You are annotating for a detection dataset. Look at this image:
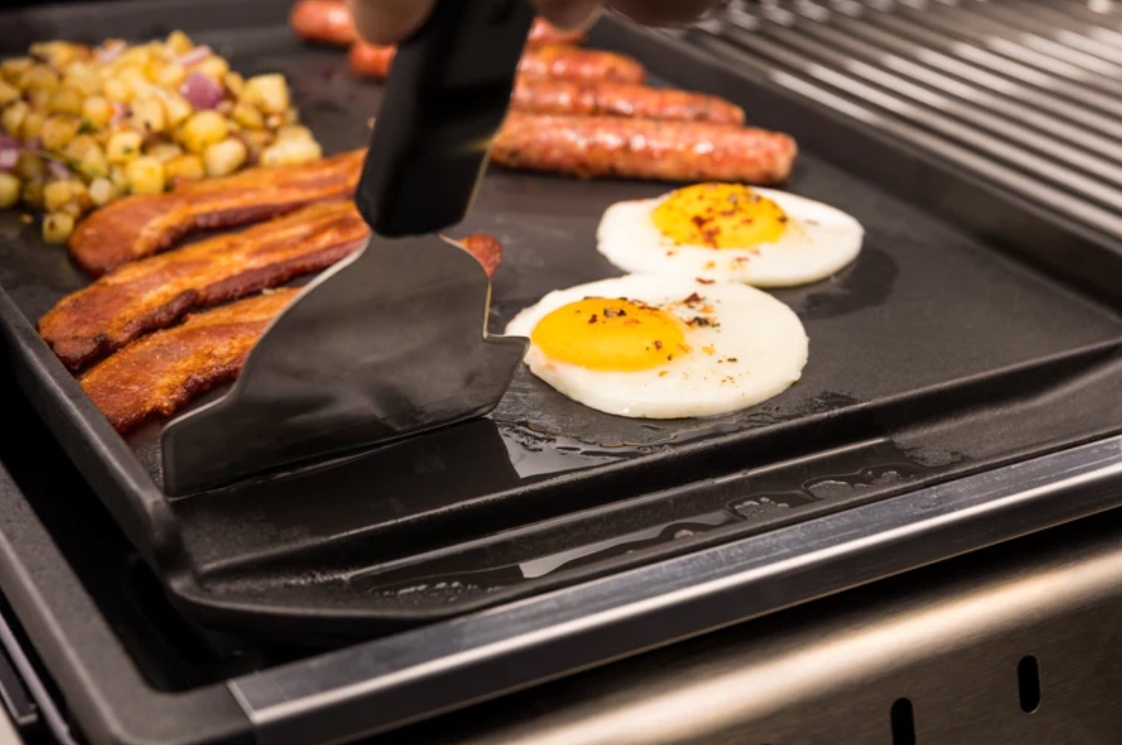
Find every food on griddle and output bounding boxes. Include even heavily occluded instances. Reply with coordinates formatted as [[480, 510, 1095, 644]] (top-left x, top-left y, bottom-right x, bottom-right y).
[[289, 0, 359, 46], [79, 289, 298, 434], [68, 148, 364, 276], [510, 78, 744, 124], [40, 201, 368, 370], [504, 275, 808, 419], [78, 232, 504, 434], [290, 0, 585, 47], [491, 113, 796, 185], [349, 42, 645, 84], [598, 184, 864, 287], [0, 33, 320, 244]]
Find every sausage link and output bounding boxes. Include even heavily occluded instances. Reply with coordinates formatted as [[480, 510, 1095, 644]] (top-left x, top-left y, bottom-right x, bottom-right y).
[[527, 18, 586, 46], [349, 41, 644, 84], [490, 113, 797, 185], [519, 44, 645, 83], [290, 0, 357, 46], [510, 79, 744, 124], [349, 40, 396, 78]]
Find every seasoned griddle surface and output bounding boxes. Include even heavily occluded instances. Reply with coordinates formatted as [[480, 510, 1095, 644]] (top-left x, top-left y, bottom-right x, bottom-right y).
[[2, 19, 1122, 636]]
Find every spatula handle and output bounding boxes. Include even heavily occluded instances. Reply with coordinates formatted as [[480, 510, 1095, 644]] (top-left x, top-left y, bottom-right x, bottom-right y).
[[356, 0, 535, 237]]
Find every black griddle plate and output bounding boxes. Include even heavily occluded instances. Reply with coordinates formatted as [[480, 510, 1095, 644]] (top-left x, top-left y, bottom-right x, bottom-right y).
[[2, 0, 1122, 640]]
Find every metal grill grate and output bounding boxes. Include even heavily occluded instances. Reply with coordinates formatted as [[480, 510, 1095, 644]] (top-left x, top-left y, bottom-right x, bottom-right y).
[[678, 0, 1122, 242]]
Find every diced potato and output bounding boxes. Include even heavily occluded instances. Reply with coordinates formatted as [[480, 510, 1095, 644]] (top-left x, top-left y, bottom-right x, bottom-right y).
[[16, 152, 44, 182], [26, 88, 52, 112], [109, 164, 127, 187], [0, 173, 19, 209], [87, 177, 118, 206], [73, 140, 109, 179], [165, 153, 205, 182], [0, 58, 33, 85], [19, 110, 46, 141], [241, 128, 273, 157], [44, 180, 75, 213], [166, 31, 194, 56], [242, 74, 288, 115], [230, 102, 263, 129], [106, 130, 143, 163], [42, 212, 75, 244], [1, 101, 29, 137], [81, 96, 113, 129], [285, 106, 300, 125], [274, 125, 313, 144], [156, 90, 192, 128], [224, 72, 245, 98], [265, 113, 284, 129], [203, 137, 247, 177], [59, 200, 86, 219], [260, 137, 321, 167], [178, 110, 227, 153], [21, 181, 44, 209], [40, 115, 81, 151], [150, 60, 186, 89], [47, 88, 85, 117], [21, 65, 60, 92], [125, 156, 165, 194], [195, 57, 230, 81], [119, 47, 154, 70], [0, 80, 18, 108], [64, 63, 102, 97], [103, 78, 132, 103], [146, 141, 183, 162], [130, 97, 166, 134], [31, 42, 84, 70]]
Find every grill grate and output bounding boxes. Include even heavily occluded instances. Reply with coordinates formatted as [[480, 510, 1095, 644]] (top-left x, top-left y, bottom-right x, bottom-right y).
[[679, 0, 1122, 242]]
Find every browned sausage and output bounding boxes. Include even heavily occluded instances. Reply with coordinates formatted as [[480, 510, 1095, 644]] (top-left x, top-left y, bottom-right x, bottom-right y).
[[527, 18, 586, 46], [519, 44, 645, 83], [490, 113, 797, 184], [290, 0, 357, 46], [511, 78, 744, 124], [349, 41, 396, 78], [349, 42, 644, 84]]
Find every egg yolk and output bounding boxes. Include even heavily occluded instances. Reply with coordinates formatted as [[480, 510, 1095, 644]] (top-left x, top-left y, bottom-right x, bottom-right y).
[[531, 298, 690, 372], [651, 183, 788, 249]]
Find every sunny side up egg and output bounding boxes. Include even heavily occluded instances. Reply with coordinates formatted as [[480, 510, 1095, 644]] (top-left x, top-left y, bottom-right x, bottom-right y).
[[504, 275, 809, 419], [597, 183, 864, 287]]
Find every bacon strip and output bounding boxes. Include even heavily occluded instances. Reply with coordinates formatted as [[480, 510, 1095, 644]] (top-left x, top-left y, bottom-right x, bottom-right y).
[[41, 201, 369, 371], [68, 149, 366, 277], [511, 78, 745, 124], [492, 113, 797, 184], [349, 42, 644, 84], [78, 234, 503, 434]]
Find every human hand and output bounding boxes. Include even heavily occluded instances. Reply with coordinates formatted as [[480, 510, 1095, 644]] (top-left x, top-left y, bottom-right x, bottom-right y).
[[347, 0, 717, 45]]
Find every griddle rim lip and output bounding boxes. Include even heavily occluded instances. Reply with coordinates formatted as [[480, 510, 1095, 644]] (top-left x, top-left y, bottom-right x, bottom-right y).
[[222, 431, 1122, 745]]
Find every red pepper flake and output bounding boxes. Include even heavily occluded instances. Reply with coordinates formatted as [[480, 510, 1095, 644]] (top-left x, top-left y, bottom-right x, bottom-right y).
[[588, 314, 598, 324], [696, 278, 715, 284], [654, 340, 663, 350], [603, 307, 627, 318], [682, 292, 703, 305]]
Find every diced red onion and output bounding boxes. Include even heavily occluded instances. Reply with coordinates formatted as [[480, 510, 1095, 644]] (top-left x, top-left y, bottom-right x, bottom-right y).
[[0, 148, 17, 171], [179, 71, 224, 110], [47, 160, 71, 181], [24, 138, 41, 153], [178, 45, 213, 68]]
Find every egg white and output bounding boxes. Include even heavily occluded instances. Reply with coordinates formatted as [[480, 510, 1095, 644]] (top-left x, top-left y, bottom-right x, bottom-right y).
[[504, 275, 808, 419], [596, 188, 864, 288]]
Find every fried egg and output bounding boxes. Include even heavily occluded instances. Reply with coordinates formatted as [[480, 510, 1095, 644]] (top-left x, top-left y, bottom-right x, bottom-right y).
[[597, 183, 864, 287], [504, 275, 808, 419]]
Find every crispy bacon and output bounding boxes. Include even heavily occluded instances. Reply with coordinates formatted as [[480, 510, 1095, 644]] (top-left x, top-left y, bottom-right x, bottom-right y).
[[41, 201, 368, 371], [77, 233, 503, 434], [79, 290, 299, 434], [68, 149, 366, 277]]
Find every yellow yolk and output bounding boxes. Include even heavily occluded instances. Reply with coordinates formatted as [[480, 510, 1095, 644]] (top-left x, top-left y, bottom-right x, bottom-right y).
[[651, 183, 788, 249], [530, 298, 690, 372]]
